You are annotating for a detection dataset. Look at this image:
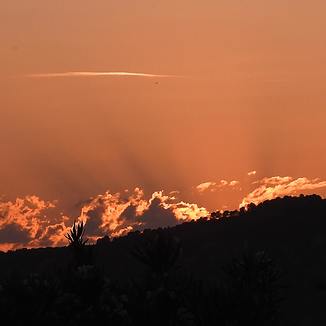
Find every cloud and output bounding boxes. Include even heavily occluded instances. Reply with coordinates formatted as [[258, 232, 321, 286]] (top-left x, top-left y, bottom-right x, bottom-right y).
[[81, 188, 209, 238], [196, 180, 240, 193], [196, 181, 217, 192], [137, 197, 177, 230], [0, 196, 69, 251], [25, 71, 181, 78], [0, 189, 208, 251], [247, 170, 257, 176], [240, 176, 326, 208], [252, 176, 292, 185], [2, 176, 326, 251], [0, 224, 31, 243]]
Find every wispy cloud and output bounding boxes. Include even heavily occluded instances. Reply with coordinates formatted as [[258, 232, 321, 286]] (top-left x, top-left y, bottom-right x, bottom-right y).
[[196, 181, 217, 192], [25, 71, 181, 78], [196, 180, 240, 193], [240, 176, 326, 208], [247, 170, 257, 176]]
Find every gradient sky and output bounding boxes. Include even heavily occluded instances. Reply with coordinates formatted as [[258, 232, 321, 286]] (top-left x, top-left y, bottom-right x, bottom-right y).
[[1, 1, 326, 250]]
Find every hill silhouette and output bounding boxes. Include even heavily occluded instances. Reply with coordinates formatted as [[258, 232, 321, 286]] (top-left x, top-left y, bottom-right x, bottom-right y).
[[1, 194, 326, 325]]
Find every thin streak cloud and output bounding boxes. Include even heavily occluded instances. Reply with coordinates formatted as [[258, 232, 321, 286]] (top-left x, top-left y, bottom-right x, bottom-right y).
[[25, 71, 181, 78]]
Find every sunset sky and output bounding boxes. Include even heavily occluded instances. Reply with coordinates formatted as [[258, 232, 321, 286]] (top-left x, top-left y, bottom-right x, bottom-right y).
[[1, 0, 326, 250]]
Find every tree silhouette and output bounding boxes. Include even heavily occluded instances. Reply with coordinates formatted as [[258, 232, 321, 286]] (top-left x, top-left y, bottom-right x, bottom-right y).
[[132, 230, 181, 276], [220, 250, 282, 325]]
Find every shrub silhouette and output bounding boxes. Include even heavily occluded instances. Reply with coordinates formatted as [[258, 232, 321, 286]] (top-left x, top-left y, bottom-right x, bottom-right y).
[[65, 220, 88, 248], [65, 221, 91, 267]]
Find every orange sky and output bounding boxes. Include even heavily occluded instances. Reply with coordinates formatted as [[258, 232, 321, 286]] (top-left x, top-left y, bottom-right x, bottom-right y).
[[1, 1, 326, 250]]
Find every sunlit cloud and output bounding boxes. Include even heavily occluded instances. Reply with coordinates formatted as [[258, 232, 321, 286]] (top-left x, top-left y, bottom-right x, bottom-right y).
[[0, 196, 68, 251], [196, 179, 240, 193], [80, 188, 209, 238], [196, 181, 217, 192], [3, 177, 325, 252], [25, 71, 181, 78], [240, 176, 326, 208], [247, 170, 257, 176], [252, 176, 292, 185], [0, 188, 208, 251]]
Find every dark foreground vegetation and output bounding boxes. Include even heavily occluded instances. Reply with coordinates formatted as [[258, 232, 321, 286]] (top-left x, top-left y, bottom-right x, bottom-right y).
[[1, 194, 326, 325]]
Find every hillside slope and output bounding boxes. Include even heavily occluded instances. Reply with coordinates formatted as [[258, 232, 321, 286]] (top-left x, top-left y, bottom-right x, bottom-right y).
[[1, 194, 326, 325]]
